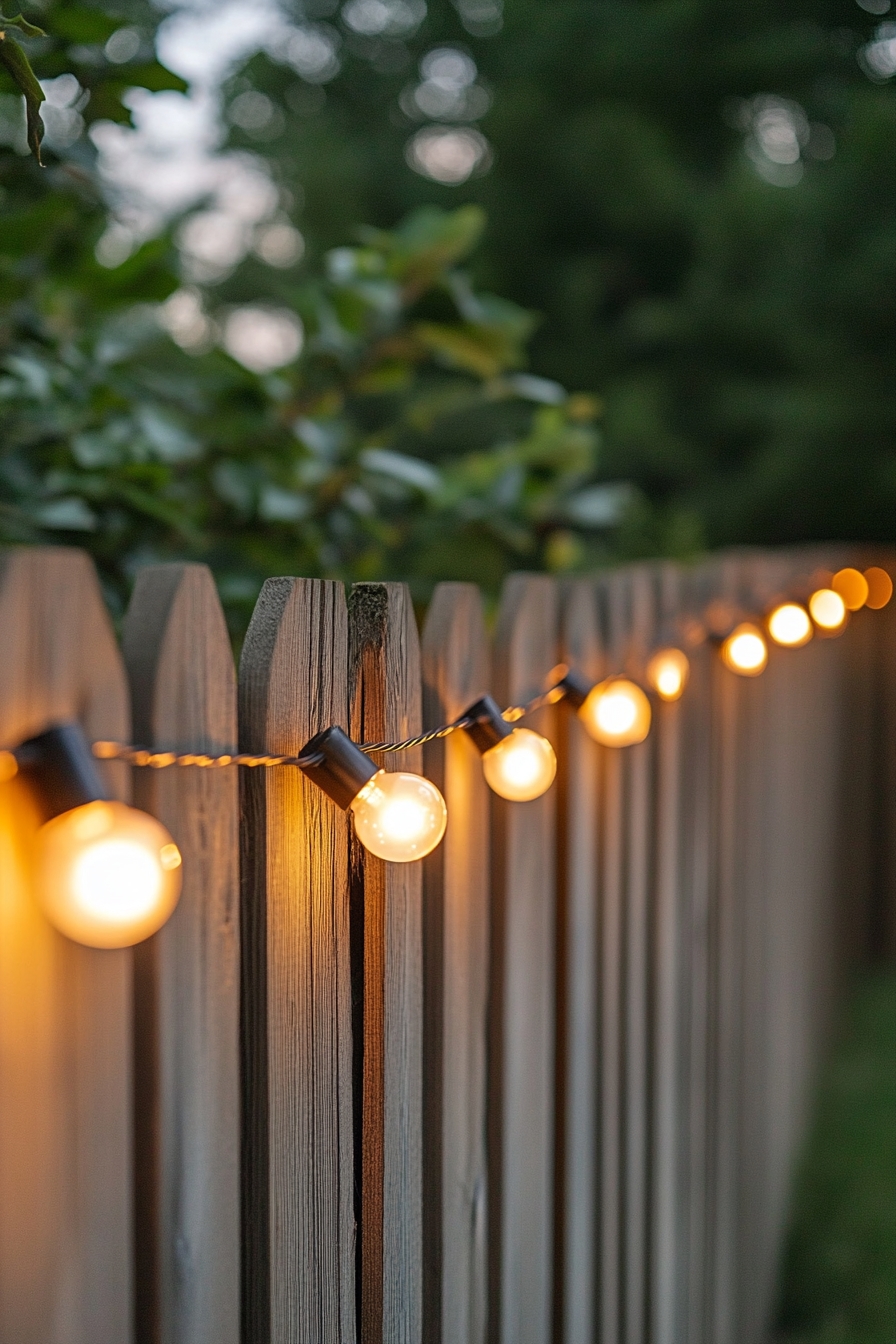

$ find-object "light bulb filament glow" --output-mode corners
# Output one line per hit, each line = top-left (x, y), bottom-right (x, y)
(351, 770), (447, 862)
(578, 677), (652, 746)
(767, 602), (812, 648)
(808, 588), (847, 632)
(481, 728), (557, 801)
(34, 801), (183, 948)
(721, 624), (768, 675)
(646, 648), (689, 701)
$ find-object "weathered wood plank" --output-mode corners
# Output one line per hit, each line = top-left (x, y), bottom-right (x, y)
(122, 563), (240, 1344)
(421, 583), (490, 1344)
(649, 561), (688, 1344)
(555, 579), (603, 1344)
(707, 552), (752, 1344)
(594, 573), (623, 1344)
(349, 582), (423, 1344)
(488, 574), (558, 1344)
(0, 547), (132, 1344)
(681, 559), (719, 1344)
(239, 578), (355, 1344)
(620, 567), (655, 1344)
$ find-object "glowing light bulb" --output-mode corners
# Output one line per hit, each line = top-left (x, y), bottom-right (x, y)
(767, 602), (813, 649)
(351, 770), (447, 863)
(579, 677), (652, 747)
(645, 648), (690, 701)
(832, 567), (868, 612)
(864, 567), (893, 610)
(34, 800), (182, 948)
(721, 623), (768, 676)
(809, 588), (847, 633)
(481, 728), (557, 801)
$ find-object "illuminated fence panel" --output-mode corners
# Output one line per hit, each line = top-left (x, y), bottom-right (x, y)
(0, 544), (893, 1344)
(0, 548), (132, 1344)
(122, 563), (240, 1344)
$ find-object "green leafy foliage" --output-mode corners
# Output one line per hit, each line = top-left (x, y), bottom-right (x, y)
(774, 972), (896, 1343)
(0, 11), (47, 161)
(1, 196), (602, 628)
(218, 0), (896, 552)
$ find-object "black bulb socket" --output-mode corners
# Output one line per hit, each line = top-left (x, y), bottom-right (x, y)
(553, 670), (594, 712)
(299, 726), (379, 811)
(14, 722), (110, 825)
(461, 695), (515, 756)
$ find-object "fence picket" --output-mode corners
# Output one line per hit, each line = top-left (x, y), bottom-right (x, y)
(621, 567), (655, 1344)
(239, 578), (355, 1344)
(554, 578), (603, 1344)
(349, 582), (424, 1344)
(421, 583), (491, 1344)
(122, 563), (240, 1344)
(650, 561), (688, 1344)
(488, 574), (559, 1344)
(0, 548), (132, 1344)
(0, 542), (893, 1344)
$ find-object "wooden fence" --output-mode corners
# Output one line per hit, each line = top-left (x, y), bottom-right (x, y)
(0, 543), (893, 1344)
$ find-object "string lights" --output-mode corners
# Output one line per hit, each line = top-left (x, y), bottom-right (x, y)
(5, 725), (182, 949)
(767, 602), (813, 649)
(721, 622), (768, 676)
(645, 647), (690, 701)
(808, 587), (847, 634)
(1, 562), (888, 944)
(461, 696), (557, 801)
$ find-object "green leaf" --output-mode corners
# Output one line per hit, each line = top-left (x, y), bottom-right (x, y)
(0, 30), (44, 161)
(0, 12), (45, 38)
(414, 321), (526, 380)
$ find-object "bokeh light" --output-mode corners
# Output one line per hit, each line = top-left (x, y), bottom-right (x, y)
(721, 623), (768, 675)
(767, 602), (813, 648)
(864, 567), (893, 609)
(646, 648), (690, 701)
(481, 728), (557, 801)
(832, 568), (869, 611)
(809, 588), (847, 633)
(579, 677), (652, 746)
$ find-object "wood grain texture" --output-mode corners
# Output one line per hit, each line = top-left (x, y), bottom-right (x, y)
(488, 574), (558, 1344)
(420, 584), (491, 1344)
(707, 551), (751, 1344)
(682, 561), (718, 1344)
(349, 582), (423, 1344)
(239, 578), (355, 1344)
(0, 547), (132, 1344)
(619, 567), (655, 1344)
(122, 564), (240, 1344)
(554, 580), (603, 1344)
(649, 562), (688, 1344)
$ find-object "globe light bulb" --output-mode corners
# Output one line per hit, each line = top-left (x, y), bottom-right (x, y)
(832, 567), (868, 612)
(481, 728), (557, 801)
(579, 677), (652, 747)
(645, 648), (690, 701)
(864, 567), (893, 610)
(721, 623), (768, 676)
(809, 587), (847, 633)
(767, 602), (813, 649)
(34, 800), (182, 949)
(350, 770), (447, 862)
